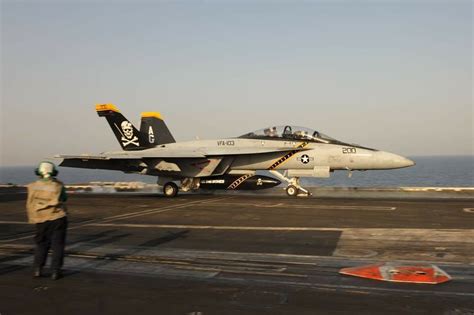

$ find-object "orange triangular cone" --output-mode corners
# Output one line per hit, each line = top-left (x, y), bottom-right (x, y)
(340, 263), (451, 284)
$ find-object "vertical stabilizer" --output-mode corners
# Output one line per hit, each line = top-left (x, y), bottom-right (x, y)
(140, 112), (176, 145)
(96, 104), (150, 151)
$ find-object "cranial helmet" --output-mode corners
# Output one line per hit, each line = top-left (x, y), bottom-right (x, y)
(35, 161), (58, 178)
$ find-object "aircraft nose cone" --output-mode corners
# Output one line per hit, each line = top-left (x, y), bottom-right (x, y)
(376, 152), (416, 169)
(394, 155), (415, 168)
(404, 157), (416, 167)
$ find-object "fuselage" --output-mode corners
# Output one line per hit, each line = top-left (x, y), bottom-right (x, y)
(102, 137), (414, 177)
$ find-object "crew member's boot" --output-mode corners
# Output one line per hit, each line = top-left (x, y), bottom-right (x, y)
(51, 269), (62, 280)
(33, 267), (42, 278)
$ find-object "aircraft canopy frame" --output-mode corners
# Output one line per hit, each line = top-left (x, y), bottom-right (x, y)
(239, 125), (337, 143)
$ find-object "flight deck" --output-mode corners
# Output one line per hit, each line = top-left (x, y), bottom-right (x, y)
(0, 190), (473, 314)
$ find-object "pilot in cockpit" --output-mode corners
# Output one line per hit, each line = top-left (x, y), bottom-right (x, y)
(264, 126), (278, 137)
(293, 130), (308, 139)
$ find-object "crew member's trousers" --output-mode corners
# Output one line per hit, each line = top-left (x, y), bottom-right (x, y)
(33, 217), (68, 270)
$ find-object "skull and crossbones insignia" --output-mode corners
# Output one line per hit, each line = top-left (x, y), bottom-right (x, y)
(120, 121), (139, 146)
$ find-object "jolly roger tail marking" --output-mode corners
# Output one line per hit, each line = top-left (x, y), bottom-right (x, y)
(121, 136), (140, 146)
(115, 121), (140, 147)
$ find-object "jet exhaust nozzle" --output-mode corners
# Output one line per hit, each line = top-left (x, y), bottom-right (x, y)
(200, 175), (281, 191)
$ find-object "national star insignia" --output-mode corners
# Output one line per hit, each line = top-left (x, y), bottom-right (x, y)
(301, 154), (310, 164)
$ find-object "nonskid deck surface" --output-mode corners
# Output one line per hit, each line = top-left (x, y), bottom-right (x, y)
(1, 193), (473, 314)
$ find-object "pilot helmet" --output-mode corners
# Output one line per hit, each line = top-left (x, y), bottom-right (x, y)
(294, 130), (307, 138)
(35, 161), (58, 178)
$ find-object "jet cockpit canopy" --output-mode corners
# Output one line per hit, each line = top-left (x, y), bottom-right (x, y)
(239, 125), (337, 143)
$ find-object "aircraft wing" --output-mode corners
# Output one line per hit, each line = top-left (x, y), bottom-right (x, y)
(57, 146), (307, 161)
(55, 151), (206, 172)
(56, 155), (132, 160)
(56, 150), (207, 160)
(56, 146), (310, 176)
(200, 146), (310, 156)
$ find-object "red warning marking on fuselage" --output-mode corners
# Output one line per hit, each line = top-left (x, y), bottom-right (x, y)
(267, 141), (309, 170)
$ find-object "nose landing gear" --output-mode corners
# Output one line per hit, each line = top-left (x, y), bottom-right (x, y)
(286, 185), (299, 197)
(268, 170), (311, 197)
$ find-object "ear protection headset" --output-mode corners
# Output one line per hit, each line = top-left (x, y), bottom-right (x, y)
(35, 161), (58, 177)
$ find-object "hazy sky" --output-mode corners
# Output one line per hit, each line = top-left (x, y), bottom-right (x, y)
(1, 0), (472, 166)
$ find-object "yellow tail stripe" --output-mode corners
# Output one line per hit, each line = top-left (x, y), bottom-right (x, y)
(141, 112), (163, 120)
(96, 104), (120, 113)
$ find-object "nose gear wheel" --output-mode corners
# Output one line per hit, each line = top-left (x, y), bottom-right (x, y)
(286, 185), (298, 197)
(268, 170), (311, 197)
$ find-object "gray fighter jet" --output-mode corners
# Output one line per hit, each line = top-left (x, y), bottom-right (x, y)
(57, 104), (415, 197)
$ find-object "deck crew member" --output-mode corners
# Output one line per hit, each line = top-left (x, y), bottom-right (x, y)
(26, 161), (68, 280)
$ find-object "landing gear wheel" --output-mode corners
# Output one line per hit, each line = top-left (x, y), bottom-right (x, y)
(286, 185), (298, 197)
(163, 182), (178, 197)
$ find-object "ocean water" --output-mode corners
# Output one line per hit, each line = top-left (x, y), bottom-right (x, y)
(1, 156), (473, 187)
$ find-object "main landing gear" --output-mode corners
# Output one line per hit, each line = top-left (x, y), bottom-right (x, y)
(268, 170), (311, 197)
(163, 182), (179, 197)
(160, 178), (200, 198)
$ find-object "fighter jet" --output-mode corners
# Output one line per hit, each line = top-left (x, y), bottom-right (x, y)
(57, 104), (415, 197)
